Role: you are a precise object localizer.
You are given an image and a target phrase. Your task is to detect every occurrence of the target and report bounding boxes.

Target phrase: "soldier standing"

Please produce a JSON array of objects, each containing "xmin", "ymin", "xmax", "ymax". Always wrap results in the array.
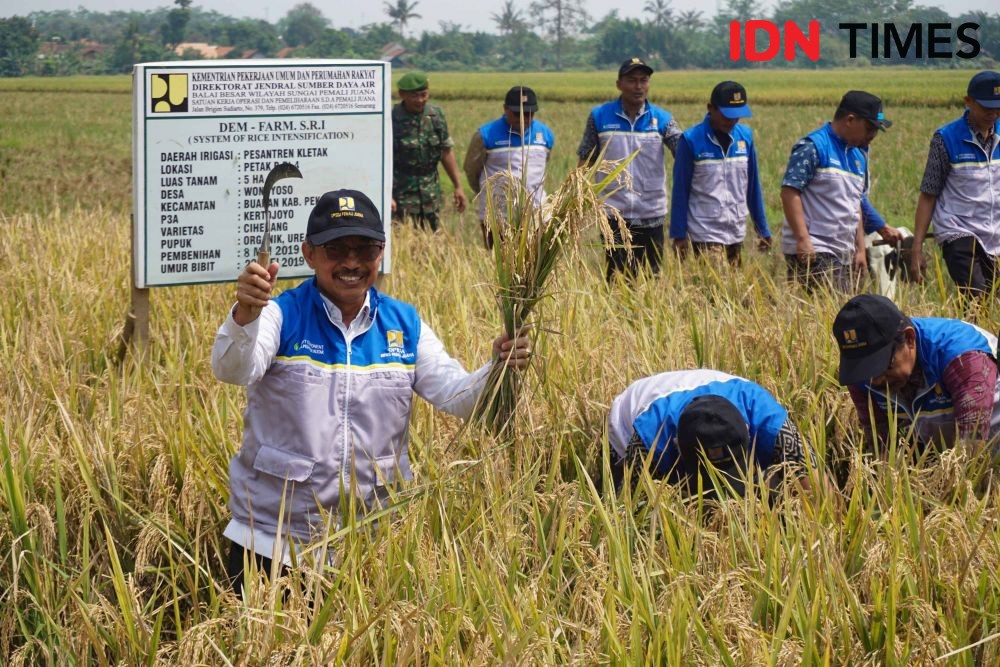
[{"xmin": 391, "ymin": 71, "xmax": 467, "ymax": 231}]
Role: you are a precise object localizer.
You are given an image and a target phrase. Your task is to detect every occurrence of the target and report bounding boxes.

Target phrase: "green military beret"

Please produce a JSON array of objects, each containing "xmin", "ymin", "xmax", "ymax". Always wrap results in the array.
[{"xmin": 397, "ymin": 71, "xmax": 429, "ymax": 92}]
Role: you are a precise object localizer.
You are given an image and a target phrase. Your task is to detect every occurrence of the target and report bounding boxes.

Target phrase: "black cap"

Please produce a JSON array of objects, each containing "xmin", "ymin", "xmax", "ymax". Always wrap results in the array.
[
  {"xmin": 504, "ymin": 86, "xmax": 539, "ymax": 113},
  {"xmin": 618, "ymin": 57, "xmax": 653, "ymax": 78},
  {"xmin": 306, "ymin": 190, "xmax": 385, "ymax": 245},
  {"xmin": 710, "ymin": 81, "xmax": 752, "ymax": 119},
  {"xmin": 837, "ymin": 90, "xmax": 891, "ymax": 130},
  {"xmin": 967, "ymin": 71, "xmax": 1000, "ymax": 109},
  {"xmin": 832, "ymin": 294, "xmax": 905, "ymax": 386},
  {"xmin": 677, "ymin": 395, "xmax": 750, "ymax": 497}
]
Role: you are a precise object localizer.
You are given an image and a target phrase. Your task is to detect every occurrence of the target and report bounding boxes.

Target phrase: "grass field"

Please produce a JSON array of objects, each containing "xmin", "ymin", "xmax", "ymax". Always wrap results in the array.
[{"xmin": 2, "ymin": 69, "xmax": 1000, "ymax": 664}]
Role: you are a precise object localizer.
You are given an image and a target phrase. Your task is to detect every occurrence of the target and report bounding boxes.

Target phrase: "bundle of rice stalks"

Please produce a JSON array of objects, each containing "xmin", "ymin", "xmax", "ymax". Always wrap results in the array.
[{"xmin": 471, "ymin": 154, "xmax": 634, "ymax": 439}]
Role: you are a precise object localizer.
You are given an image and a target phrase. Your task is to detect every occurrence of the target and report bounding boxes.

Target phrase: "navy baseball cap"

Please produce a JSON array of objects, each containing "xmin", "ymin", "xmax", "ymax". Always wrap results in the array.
[
  {"xmin": 618, "ymin": 57, "xmax": 653, "ymax": 78},
  {"xmin": 306, "ymin": 190, "xmax": 385, "ymax": 245},
  {"xmin": 832, "ymin": 294, "xmax": 906, "ymax": 385},
  {"xmin": 504, "ymin": 86, "xmax": 539, "ymax": 112},
  {"xmin": 837, "ymin": 90, "xmax": 892, "ymax": 130},
  {"xmin": 677, "ymin": 395, "xmax": 751, "ymax": 498},
  {"xmin": 967, "ymin": 71, "xmax": 1000, "ymax": 109},
  {"xmin": 710, "ymin": 81, "xmax": 752, "ymax": 119}
]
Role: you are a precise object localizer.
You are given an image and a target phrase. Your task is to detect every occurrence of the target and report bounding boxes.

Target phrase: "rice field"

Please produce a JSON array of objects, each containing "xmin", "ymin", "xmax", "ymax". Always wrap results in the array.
[{"xmin": 1, "ymin": 69, "xmax": 999, "ymax": 664}]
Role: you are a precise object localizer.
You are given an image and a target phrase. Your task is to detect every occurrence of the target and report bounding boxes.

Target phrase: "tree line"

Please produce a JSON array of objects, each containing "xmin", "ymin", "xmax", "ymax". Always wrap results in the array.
[{"xmin": 2, "ymin": 0, "xmax": 999, "ymax": 77}]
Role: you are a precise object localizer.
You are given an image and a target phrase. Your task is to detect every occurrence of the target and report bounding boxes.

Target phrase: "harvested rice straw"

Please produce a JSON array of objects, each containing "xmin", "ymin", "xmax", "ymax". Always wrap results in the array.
[{"xmin": 471, "ymin": 153, "xmax": 635, "ymax": 439}]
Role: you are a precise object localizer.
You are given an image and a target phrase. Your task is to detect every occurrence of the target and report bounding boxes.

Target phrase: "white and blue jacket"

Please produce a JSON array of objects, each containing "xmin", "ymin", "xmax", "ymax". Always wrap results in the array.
[
  {"xmin": 589, "ymin": 98, "xmax": 674, "ymax": 220},
  {"xmin": 608, "ymin": 370, "xmax": 788, "ymax": 482},
  {"xmin": 670, "ymin": 115, "xmax": 768, "ymax": 244},
  {"xmin": 931, "ymin": 111, "xmax": 1000, "ymax": 254},
  {"xmin": 780, "ymin": 123, "xmax": 868, "ymax": 261},
  {"xmin": 855, "ymin": 317, "xmax": 1000, "ymax": 446},
  {"xmin": 212, "ymin": 279, "xmax": 489, "ymax": 561},
  {"xmin": 476, "ymin": 116, "xmax": 554, "ymax": 221}
]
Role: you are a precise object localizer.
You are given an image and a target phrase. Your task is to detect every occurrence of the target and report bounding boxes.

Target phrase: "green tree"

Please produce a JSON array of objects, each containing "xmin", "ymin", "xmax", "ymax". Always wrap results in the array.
[
  {"xmin": 299, "ymin": 28, "xmax": 362, "ymax": 58},
  {"xmin": 384, "ymin": 0, "xmax": 422, "ymax": 38},
  {"xmin": 530, "ymin": 0, "xmax": 589, "ymax": 70},
  {"xmin": 643, "ymin": 0, "xmax": 673, "ymax": 29},
  {"xmin": 279, "ymin": 3, "xmax": 329, "ymax": 48},
  {"xmin": 714, "ymin": 0, "xmax": 755, "ymax": 27},
  {"xmin": 0, "ymin": 16, "xmax": 39, "ymax": 76},
  {"xmin": 593, "ymin": 15, "xmax": 651, "ymax": 68},
  {"xmin": 963, "ymin": 12, "xmax": 1000, "ymax": 62},
  {"xmin": 492, "ymin": 0, "xmax": 526, "ymax": 36},
  {"xmin": 677, "ymin": 9, "xmax": 704, "ymax": 31},
  {"xmin": 106, "ymin": 18, "xmax": 168, "ymax": 73},
  {"xmin": 225, "ymin": 19, "xmax": 280, "ymax": 55},
  {"xmin": 160, "ymin": 0, "xmax": 192, "ymax": 47}
]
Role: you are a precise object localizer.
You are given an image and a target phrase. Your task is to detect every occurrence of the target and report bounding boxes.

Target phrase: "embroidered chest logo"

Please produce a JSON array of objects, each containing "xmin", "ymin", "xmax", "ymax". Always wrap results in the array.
[
  {"xmin": 651, "ymin": 118, "xmax": 659, "ymax": 129},
  {"xmin": 535, "ymin": 132, "xmax": 543, "ymax": 143},
  {"xmin": 387, "ymin": 330, "xmax": 404, "ymax": 350},
  {"xmin": 294, "ymin": 339, "xmax": 325, "ymax": 355},
  {"xmin": 737, "ymin": 140, "xmax": 747, "ymax": 152}
]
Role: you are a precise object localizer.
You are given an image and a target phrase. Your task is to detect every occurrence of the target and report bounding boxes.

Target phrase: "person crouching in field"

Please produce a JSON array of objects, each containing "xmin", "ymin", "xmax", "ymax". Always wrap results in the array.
[
  {"xmin": 605, "ymin": 370, "xmax": 815, "ymax": 497},
  {"xmin": 780, "ymin": 91, "xmax": 904, "ymax": 292},
  {"xmin": 670, "ymin": 81, "xmax": 770, "ymax": 266},
  {"xmin": 463, "ymin": 86, "xmax": 554, "ymax": 248},
  {"xmin": 911, "ymin": 71, "xmax": 1000, "ymax": 298},
  {"xmin": 833, "ymin": 294, "xmax": 1000, "ymax": 455},
  {"xmin": 211, "ymin": 190, "xmax": 530, "ymax": 597}
]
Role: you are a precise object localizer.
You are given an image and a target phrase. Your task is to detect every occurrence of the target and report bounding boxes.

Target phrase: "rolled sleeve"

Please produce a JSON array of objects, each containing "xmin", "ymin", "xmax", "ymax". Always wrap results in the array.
[
  {"xmin": 662, "ymin": 117, "xmax": 683, "ymax": 157},
  {"xmin": 781, "ymin": 139, "xmax": 819, "ymax": 191},
  {"xmin": 434, "ymin": 107, "xmax": 455, "ymax": 149}
]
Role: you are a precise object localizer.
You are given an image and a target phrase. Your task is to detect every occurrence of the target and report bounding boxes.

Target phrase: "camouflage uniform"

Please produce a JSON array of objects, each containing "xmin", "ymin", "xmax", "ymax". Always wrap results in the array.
[{"xmin": 392, "ymin": 102, "xmax": 454, "ymax": 231}]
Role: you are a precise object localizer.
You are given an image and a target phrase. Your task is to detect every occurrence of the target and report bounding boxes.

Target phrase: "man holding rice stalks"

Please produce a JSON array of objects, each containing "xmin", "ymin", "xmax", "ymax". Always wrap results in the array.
[
  {"xmin": 577, "ymin": 57, "xmax": 683, "ymax": 281},
  {"xmin": 463, "ymin": 85, "xmax": 554, "ymax": 248},
  {"xmin": 669, "ymin": 81, "xmax": 770, "ymax": 266},
  {"xmin": 833, "ymin": 294, "xmax": 1000, "ymax": 455},
  {"xmin": 780, "ymin": 90, "xmax": 903, "ymax": 292},
  {"xmin": 391, "ymin": 71, "xmax": 468, "ymax": 231},
  {"xmin": 605, "ymin": 370, "xmax": 815, "ymax": 497},
  {"xmin": 212, "ymin": 190, "xmax": 530, "ymax": 595}
]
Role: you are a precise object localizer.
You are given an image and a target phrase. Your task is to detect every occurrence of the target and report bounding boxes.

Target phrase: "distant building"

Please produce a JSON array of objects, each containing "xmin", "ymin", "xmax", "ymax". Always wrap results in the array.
[
  {"xmin": 173, "ymin": 42, "xmax": 235, "ymax": 59},
  {"xmin": 38, "ymin": 38, "xmax": 105, "ymax": 60},
  {"xmin": 380, "ymin": 42, "xmax": 408, "ymax": 67}
]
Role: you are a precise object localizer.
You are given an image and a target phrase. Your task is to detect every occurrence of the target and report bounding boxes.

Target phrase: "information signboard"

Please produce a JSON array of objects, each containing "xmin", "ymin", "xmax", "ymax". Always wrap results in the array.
[{"xmin": 132, "ymin": 59, "xmax": 392, "ymax": 288}]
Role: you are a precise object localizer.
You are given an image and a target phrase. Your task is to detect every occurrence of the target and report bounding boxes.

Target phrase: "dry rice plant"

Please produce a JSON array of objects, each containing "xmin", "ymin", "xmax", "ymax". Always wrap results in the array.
[{"xmin": 471, "ymin": 156, "xmax": 631, "ymax": 439}]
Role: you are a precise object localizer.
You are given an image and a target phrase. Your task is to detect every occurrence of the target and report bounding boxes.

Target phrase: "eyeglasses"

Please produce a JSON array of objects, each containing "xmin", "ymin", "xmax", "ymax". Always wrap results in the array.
[
  {"xmin": 870, "ymin": 345, "xmax": 899, "ymax": 386},
  {"xmin": 316, "ymin": 241, "xmax": 384, "ymax": 262}
]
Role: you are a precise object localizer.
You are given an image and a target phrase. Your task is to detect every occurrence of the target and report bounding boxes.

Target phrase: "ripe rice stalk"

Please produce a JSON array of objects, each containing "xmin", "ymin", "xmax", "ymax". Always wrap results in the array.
[{"xmin": 471, "ymin": 151, "xmax": 635, "ymax": 439}]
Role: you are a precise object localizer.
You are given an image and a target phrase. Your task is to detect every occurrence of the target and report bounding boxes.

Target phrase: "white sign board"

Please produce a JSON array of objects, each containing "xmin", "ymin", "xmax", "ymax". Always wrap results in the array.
[{"xmin": 132, "ymin": 59, "xmax": 392, "ymax": 287}]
